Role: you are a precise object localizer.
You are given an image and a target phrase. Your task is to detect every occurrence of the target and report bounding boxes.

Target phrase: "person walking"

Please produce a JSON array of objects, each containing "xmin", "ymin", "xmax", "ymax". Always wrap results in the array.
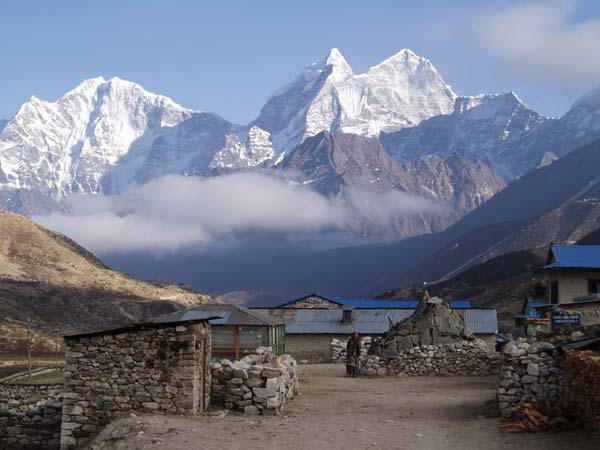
[{"xmin": 346, "ymin": 331, "xmax": 361, "ymax": 377}]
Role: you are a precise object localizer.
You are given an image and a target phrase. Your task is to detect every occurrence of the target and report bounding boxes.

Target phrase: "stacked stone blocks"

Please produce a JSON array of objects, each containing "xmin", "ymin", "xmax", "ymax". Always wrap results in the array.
[
  {"xmin": 362, "ymin": 340, "xmax": 495, "ymax": 377},
  {"xmin": 211, "ymin": 346, "xmax": 299, "ymax": 415},
  {"xmin": 60, "ymin": 321, "xmax": 211, "ymax": 449},
  {"xmin": 496, "ymin": 339, "xmax": 561, "ymax": 417},
  {"xmin": 0, "ymin": 384, "xmax": 62, "ymax": 449}
]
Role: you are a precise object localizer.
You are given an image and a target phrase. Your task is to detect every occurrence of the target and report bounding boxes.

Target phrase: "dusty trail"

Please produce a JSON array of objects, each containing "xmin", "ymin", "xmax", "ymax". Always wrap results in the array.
[{"xmin": 88, "ymin": 364, "xmax": 599, "ymax": 450}]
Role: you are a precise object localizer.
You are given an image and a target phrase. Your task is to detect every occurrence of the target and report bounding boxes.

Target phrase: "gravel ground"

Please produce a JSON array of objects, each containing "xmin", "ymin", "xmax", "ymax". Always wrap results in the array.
[{"xmin": 87, "ymin": 364, "xmax": 599, "ymax": 450}]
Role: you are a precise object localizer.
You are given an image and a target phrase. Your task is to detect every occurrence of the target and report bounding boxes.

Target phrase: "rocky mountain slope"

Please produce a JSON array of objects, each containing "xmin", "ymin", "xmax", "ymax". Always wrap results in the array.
[
  {"xmin": 277, "ymin": 131, "xmax": 505, "ymax": 236},
  {"xmin": 372, "ymin": 137, "xmax": 600, "ymax": 291},
  {"xmin": 381, "ymin": 86, "xmax": 600, "ymax": 181},
  {"xmin": 0, "ymin": 211, "xmax": 211, "ymax": 353},
  {"xmin": 380, "ymin": 92, "xmax": 549, "ymax": 180}
]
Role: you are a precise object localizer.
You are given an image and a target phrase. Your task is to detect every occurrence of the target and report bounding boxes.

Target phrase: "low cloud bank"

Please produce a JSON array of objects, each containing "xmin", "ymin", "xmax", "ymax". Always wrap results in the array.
[{"xmin": 35, "ymin": 173, "xmax": 442, "ymax": 253}]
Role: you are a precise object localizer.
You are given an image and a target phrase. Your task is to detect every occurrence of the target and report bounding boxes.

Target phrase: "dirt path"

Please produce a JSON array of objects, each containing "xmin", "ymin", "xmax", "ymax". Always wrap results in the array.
[{"xmin": 88, "ymin": 364, "xmax": 599, "ymax": 450}]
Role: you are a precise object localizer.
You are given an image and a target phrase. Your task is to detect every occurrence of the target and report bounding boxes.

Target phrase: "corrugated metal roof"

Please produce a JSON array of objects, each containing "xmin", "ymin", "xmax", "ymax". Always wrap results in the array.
[
  {"xmin": 459, "ymin": 309, "xmax": 498, "ymax": 334},
  {"xmin": 181, "ymin": 310, "xmax": 231, "ymax": 325},
  {"xmin": 545, "ymin": 244, "xmax": 600, "ymax": 270},
  {"xmin": 272, "ymin": 294, "xmax": 472, "ymax": 309},
  {"xmin": 284, "ymin": 309, "xmax": 414, "ymax": 334},
  {"xmin": 263, "ymin": 308, "xmax": 498, "ymax": 335},
  {"xmin": 153, "ymin": 304, "xmax": 285, "ymax": 326}
]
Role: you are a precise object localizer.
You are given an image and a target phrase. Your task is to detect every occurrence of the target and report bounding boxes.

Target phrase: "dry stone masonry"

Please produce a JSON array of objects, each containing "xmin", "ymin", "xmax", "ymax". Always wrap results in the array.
[
  {"xmin": 369, "ymin": 295, "xmax": 477, "ymax": 358},
  {"xmin": 60, "ymin": 320, "xmax": 211, "ymax": 449},
  {"xmin": 0, "ymin": 384, "xmax": 62, "ymax": 449},
  {"xmin": 211, "ymin": 346, "xmax": 298, "ymax": 415},
  {"xmin": 362, "ymin": 340, "xmax": 495, "ymax": 376},
  {"xmin": 364, "ymin": 295, "xmax": 495, "ymax": 377},
  {"xmin": 496, "ymin": 339, "xmax": 562, "ymax": 417},
  {"xmin": 329, "ymin": 336, "xmax": 371, "ymax": 363}
]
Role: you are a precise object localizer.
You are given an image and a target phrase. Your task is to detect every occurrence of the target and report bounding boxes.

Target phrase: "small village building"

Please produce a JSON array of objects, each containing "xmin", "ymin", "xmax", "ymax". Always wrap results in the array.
[
  {"xmin": 252, "ymin": 295, "xmax": 497, "ymax": 362},
  {"xmin": 537, "ymin": 244, "xmax": 600, "ymax": 329},
  {"xmin": 543, "ymin": 244, "xmax": 600, "ymax": 304},
  {"xmin": 61, "ymin": 318, "xmax": 213, "ymax": 448},
  {"xmin": 154, "ymin": 304, "xmax": 286, "ymax": 360},
  {"xmin": 271, "ymin": 293, "xmax": 472, "ymax": 310},
  {"xmin": 514, "ymin": 284, "xmax": 550, "ymax": 337}
]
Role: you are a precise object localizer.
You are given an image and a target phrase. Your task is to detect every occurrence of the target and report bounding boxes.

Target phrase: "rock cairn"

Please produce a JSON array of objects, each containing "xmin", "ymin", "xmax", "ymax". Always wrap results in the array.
[
  {"xmin": 0, "ymin": 384, "xmax": 62, "ymax": 449},
  {"xmin": 211, "ymin": 346, "xmax": 298, "ymax": 415},
  {"xmin": 496, "ymin": 339, "xmax": 561, "ymax": 417},
  {"xmin": 560, "ymin": 349, "xmax": 600, "ymax": 431},
  {"xmin": 369, "ymin": 294, "xmax": 476, "ymax": 358},
  {"xmin": 362, "ymin": 340, "xmax": 495, "ymax": 377},
  {"xmin": 329, "ymin": 336, "xmax": 371, "ymax": 363}
]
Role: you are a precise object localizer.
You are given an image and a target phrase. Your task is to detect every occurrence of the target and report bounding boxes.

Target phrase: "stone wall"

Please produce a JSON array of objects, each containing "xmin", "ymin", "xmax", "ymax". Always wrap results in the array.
[
  {"xmin": 60, "ymin": 321, "xmax": 211, "ymax": 449},
  {"xmin": 211, "ymin": 346, "xmax": 298, "ymax": 415},
  {"xmin": 283, "ymin": 296, "xmax": 338, "ymax": 309},
  {"xmin": 329, "ymin": 337, "xmax": 372, "ymax": 363},
  {"xmin": 0, "ymin": 384, "xmax": 63, "ymax": 449},
  {"xmin": 362, "ymin": 340, "xmax": 496, "ymax": 377},
  {"xmin": 496, "ymin": 339, "xmax": 562, "ymax": 417}
]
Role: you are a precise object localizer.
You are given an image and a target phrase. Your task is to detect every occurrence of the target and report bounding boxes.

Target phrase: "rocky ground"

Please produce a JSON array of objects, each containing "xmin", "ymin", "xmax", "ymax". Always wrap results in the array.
[{"xmin": 86, "ymin": 364, "xmax": 599, "ymax": 450}]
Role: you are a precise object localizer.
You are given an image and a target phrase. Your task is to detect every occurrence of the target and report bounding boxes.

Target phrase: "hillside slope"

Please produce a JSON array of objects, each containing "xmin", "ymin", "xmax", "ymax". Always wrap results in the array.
[{"xmin": 0, "ymin": 212, "xmax": 212, "ymax": 352}]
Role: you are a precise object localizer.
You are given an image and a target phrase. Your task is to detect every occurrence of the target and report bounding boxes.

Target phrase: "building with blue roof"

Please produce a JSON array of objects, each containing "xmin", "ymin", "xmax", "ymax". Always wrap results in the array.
[
  {"xmin": 530, "ymin": 244, "xmax": 600, "ymax": 332},
  {"xmin": 251, "ymin": 294, "xmax": 495, "ymax": 362},
  {"xmin": 268, "ymin": 293, "xmax": 472, "ymax": 310},
  {"xmin": 543, "ymin": 244, "xmax": 600, "ymax": 305}
]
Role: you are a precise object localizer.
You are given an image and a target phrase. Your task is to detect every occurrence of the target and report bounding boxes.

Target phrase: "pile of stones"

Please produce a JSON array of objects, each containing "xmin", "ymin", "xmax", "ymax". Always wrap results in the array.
[
  {"xmin": 496, "ymin": 339, "xmax": 561, "ymax": 417},
  {"xmin": 362, "ymin": 340, "xmax": 495, "ymax": 377},
  {"xmin": 369, "ymin": 294, "xmax": 476, "ymax": 358},
  {"xmin": 329, "ymin": 336, "xmax": 371, "ymax": 363},
  {"xmin": 0, "ymin": 384, "xmax": 62, "ymax": 449},
  {"xmin": 211, "ymin": 346, "xmax": 299, "ymax": 415}
]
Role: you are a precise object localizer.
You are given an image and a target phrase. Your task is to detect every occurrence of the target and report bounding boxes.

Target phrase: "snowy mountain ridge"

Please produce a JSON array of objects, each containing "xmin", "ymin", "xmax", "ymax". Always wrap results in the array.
[
  {"xmin": 0, "ymin": 76, "xmax": 195, "ymax": 197},
  {"xmin": 1, "ymin": 47, "xmax": 599, "ymax": 238},
  {"xmin": 252, "ymin": 48, "xmax": 457, "ymax": 153}
]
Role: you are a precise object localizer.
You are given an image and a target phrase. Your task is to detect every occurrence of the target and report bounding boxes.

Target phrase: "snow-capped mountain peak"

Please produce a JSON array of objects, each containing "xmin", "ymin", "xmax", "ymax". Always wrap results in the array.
[
  {"xmin": 253, "ymin": 48, "xmax": 457, "ymax": 154},
  {"xmin": 0, "ymin": 76, "xmax": 196, "ymax": 197}
]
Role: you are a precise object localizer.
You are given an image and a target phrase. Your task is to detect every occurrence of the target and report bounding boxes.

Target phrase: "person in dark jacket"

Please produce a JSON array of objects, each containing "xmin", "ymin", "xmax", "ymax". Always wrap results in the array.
[{"xmin": 346, "ymin": 331, "xmax": 361, "ymax": 377}]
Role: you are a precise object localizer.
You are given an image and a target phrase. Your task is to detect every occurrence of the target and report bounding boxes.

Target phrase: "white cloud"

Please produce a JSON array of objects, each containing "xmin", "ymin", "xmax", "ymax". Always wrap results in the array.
[
  {"xmin": 35, "ymin": 173, "xmax": 441, "ymax": 253},
  {"xmin": 476, "ymin": 0, "xmax": 600, "ymax": 84}
]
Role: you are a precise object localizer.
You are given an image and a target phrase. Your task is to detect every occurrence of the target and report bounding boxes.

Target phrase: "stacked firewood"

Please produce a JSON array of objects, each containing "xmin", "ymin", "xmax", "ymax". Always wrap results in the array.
[
  {"xmin": 560, "ymin": 349, "xmax": 600, "ymax": 431},
  {"xmin": 500, "ymin": 398, "xmax": 572, "ymax": 432}
]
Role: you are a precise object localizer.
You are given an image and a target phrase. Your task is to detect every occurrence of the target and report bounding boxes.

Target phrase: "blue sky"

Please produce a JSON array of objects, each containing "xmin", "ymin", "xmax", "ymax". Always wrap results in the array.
[{"xmin": 1, "ymin": 0, "xmax": 599, "ymax": 123}]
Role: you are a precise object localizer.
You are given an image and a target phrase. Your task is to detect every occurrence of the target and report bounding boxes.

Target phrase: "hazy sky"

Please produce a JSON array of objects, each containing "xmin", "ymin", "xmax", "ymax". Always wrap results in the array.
[{"xmin": 1, "ymin": 0, "xmax": 599, "ymax": 122}]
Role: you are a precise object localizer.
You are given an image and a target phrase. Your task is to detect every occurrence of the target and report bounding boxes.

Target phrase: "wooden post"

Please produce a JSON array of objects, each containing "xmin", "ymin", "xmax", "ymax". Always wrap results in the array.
[
  {"xmin": 234, "ymin": 326, "xmax": 240, "ymax": 360},
  {"xmin": 27, "ymin": 316, "xmax": 32, "ymax": 378}
]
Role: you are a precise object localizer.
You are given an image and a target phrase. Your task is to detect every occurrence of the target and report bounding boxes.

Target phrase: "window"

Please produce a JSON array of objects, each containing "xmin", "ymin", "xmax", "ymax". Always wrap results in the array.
[
  {"xmin": 550, "ymin": 281, "xmax": 559, "ymax": 304},
  {"xmin": 588, "ymin": 279, "xmax": 600, "ymax": 294}
]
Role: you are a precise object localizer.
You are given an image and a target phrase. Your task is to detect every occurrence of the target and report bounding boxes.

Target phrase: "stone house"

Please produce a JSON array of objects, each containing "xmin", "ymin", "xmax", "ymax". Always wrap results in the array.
[
  {"xmin": 273, "ymin": 293, "xmax": 472, "ymax": 310},
  {"xmin": 60, "ymin": 318, "xmax": 213, "ymax": 449},
  {"xmin": 153, "ymin": 304, "xmax": 286, "ymax": 360}
]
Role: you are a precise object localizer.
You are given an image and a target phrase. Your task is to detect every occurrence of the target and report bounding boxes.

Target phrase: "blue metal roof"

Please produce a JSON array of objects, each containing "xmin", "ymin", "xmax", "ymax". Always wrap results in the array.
[
  {"xmin": 274, "ymin": 294, "xmax": 471, "ymax": 309},
  {"xmin": 266, "ymin": 308, "xmax": 497, "ymax": 335},
  {"xmin": 545, "ymin": 244, "xmax": 600, "ymax": 270}
]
